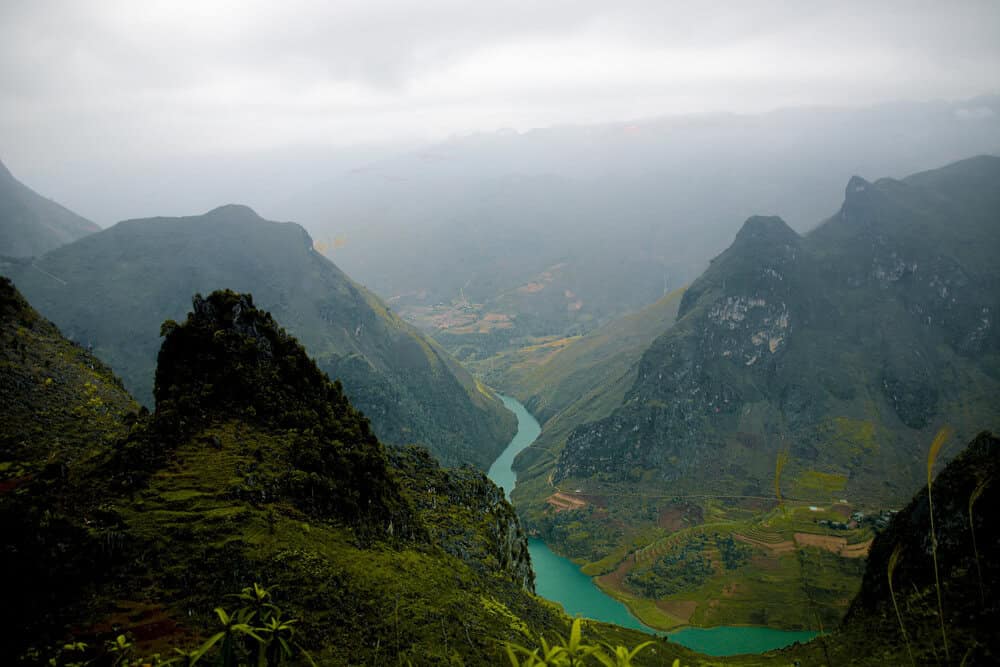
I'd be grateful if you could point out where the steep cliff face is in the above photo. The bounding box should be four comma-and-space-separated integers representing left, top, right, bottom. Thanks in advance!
554, 157, 1000, 505
555, 217, 806, 484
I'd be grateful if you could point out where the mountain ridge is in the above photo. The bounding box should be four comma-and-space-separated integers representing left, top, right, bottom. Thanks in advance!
503, 157, 999, 626
1, 206, 516, 469
0, 159, 100, 258
554, 156, 1000, 497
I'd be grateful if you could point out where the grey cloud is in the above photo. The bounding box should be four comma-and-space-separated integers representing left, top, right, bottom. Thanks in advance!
1, 0, 999, 217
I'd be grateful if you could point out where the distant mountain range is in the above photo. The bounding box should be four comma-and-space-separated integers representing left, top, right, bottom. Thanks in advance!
1, 204, 514, 469
0, 159, 99, 257
282, 97, 1000, 362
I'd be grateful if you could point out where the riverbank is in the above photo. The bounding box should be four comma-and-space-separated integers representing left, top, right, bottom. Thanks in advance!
488, 394, 823, 656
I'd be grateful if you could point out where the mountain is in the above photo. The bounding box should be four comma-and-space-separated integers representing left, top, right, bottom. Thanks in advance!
1, 285, 678, 665
2, 248, 993, 666
282, 97, 1000, 364
554, 156, 1000, 502
0, 159, 99, 257
500, 156, 1000, 628
0, 205, 514, 469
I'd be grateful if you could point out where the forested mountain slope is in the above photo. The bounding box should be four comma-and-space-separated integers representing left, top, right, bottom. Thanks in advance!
1, 205, 515, 469
0, 159, 99, 258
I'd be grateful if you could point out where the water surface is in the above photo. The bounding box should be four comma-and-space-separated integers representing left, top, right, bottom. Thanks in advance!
487, 395, 540, 500
667, 626, 818, 656
488, 394, 820, 656
528, 537, 651, 632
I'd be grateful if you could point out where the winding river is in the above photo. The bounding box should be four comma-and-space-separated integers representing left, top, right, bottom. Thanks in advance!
487, 394, 819, 657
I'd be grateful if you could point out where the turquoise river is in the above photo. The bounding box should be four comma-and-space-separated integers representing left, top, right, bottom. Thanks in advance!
487, 394, 819, 657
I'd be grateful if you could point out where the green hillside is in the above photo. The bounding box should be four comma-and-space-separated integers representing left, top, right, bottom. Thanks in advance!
0, 205, 514, 469
0, 276, 138, 483
1, 285, 684, 665
500, 287, 686, 426
0, 160, 99, 258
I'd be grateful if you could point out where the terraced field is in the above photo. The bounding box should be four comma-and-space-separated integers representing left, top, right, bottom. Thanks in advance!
584, 503, 872, 631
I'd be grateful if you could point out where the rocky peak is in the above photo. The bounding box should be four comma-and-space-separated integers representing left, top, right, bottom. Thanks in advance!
153, 290, 361, 439
836, 174, 896, 230
146, 289, 420, 535
731, 215, 801, 250
679, 215, 801, 319
0, 158, 12, 180
845, 175, 871, 197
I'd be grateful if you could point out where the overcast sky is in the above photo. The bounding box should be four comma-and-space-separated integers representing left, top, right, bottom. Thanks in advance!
2, 1, 999, 219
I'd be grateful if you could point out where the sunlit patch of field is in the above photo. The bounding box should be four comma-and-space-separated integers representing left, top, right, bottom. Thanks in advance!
546, 491, 588, 512
543, 490, 874, 632
517, 281, 546, 294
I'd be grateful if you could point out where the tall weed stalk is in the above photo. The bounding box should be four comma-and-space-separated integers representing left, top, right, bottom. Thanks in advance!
968, 475, 990, 609
926, 427, 950, 663
887, 543, 916, 667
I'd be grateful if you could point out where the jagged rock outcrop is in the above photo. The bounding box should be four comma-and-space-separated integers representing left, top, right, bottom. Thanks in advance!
140, 289, 417, 534
554, 157, 1000, 506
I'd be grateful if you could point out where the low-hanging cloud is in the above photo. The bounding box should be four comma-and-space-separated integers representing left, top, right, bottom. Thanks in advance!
1, 1, 999, 179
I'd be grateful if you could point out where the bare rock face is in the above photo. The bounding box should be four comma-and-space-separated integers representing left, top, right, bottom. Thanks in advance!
555, 158, 1000, 504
